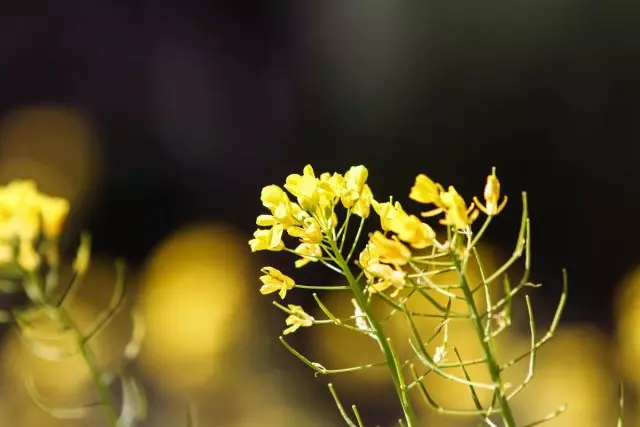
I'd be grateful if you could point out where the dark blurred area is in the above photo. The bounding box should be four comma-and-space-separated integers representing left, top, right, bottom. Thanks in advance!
0, 1, 639, 426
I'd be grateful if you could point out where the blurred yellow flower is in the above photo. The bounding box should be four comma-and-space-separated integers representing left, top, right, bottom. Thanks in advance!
284, 305, 314, 335
259, 267, 295, 299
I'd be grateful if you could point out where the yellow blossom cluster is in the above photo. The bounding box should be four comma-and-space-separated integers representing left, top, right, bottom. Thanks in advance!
0, 180, 70, 270
249, 164, 373, 267
249, 164, 507, 334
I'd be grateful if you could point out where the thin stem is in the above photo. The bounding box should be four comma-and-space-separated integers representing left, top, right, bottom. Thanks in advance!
47, 296, 119, 425
452, 256, 516, 427
328, 238, 417, 426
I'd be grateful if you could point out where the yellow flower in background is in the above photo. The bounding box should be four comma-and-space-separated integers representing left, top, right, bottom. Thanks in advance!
474, 169, 508, 216
249, 224, 284, 252
0, 179, 70, 271
38, 196, 70, 239
293, 243, 322, 268
284, 165, 320, 211
284, 305, 314, 335
368, 231, 411, 266
18, 239, 40, 271
439, 186, 478, 230
259, 267, 295, 299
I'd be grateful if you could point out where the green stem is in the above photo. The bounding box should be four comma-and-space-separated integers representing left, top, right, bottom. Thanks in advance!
452, 256, 516, 427
328, 239, 417, 427
55, 306, 120, 426
31, 270, 119, 427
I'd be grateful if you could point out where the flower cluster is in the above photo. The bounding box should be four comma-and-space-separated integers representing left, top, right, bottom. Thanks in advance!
0, 180, 70, 270
249, 164, 372, 265
249, 165, 508, 334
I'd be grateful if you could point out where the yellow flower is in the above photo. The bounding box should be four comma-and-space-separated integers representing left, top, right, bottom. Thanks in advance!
283, 304, 314, 335
293, 243, 322, 268
0, 180, 70, 242
18, 239, 40, 271
351, 184, 373, 218
284, 165, 319, 211
367, 272, 405, 296
318, 172, 344, 206
439, 186, 478, 230
372, 199, 406, 232
473, 169, 508, 216
341, 165, 368, 208
39, 196, 70, 239
368, 231, 411, 266
359, 245, 406, 296
288, 217, 323, 244
248, 224, 285, 252
261, 185, 289, 212
410, 174, 443, 205
258, 185, 307, 228
8, 205, 40, 241
393, 214, 436, 249
259, 267, 295, 299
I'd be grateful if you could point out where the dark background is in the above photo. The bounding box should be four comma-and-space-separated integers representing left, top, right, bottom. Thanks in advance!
0, 2, 638, 426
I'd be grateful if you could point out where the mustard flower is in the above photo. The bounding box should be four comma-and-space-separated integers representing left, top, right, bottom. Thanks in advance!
283, 304, 314, 335
409, 174, 443, 206
318, 172, 344, 206
364, 262, 406, 296
249, 224, 285, 252
318, 172, 344, 204
288, 217, 323, 244
341, 165, 368, 209
38, 196, 70, 239
473, 170, 508, 216
259, 267, 295, 299
0, 180, 69, 242
293, 243, 322, 268
439, 186, 478, 230
393, 214, 436, 249
372, 199, 406, 232
351, 184, 373, 218
258, 185, 307, 229
18, 239, 40, 271
284, 165, 319, 211
368, 231, 411, 266
359, 238, 407, 296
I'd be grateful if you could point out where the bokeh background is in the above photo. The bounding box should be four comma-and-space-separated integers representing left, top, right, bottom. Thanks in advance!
0, 2, 639, 426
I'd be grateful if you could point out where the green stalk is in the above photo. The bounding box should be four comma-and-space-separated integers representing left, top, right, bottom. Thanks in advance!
452, 255, 516, 427
31, 271, 120, 427
328, 238, 417, 427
